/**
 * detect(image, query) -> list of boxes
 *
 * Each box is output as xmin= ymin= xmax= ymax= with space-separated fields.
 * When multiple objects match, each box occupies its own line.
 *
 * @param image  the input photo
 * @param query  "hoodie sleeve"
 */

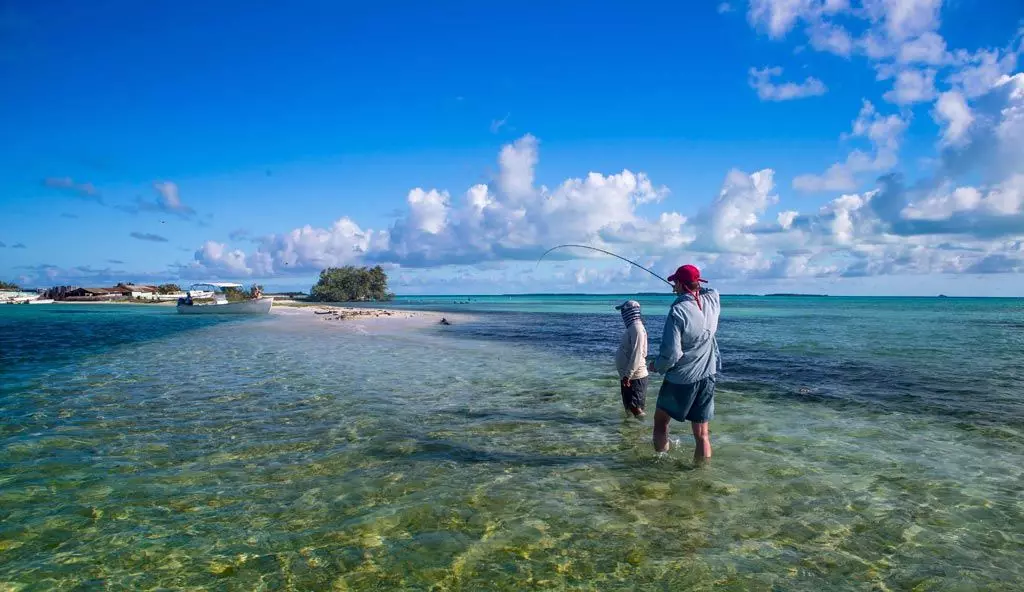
xmin=653 ymin=305 xmax=683 ymax=374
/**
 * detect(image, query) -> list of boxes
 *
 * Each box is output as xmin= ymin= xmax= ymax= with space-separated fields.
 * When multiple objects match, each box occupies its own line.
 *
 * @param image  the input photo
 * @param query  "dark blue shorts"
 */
xmin=656 ymin=375 xmax=716 ymax=423
xmin=620 ymin=376 xmax=648 ymax=414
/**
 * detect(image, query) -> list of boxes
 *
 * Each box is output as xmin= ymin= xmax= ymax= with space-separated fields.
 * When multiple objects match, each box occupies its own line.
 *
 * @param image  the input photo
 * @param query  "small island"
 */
xmin=308 ymin=265 xmax=394 ymax=302
xmin=271 ymin=265 xmax=455 ymax=325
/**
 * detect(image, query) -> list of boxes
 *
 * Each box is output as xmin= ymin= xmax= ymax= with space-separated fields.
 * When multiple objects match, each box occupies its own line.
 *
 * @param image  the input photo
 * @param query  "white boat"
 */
xmin=177 ymin=298 xmax=273 ymax=314
xmin=2 ymin=291 xmax=49 ymax=304
xmin=176 ymin=283 xmax=273 ymax=315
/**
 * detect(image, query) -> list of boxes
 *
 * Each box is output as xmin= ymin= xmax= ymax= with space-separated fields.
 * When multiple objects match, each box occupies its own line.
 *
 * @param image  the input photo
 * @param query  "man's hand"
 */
xmin=647 ymin=361 xmax=656 ymax=373
xmin=620 ymin=376 xmax=631 ymax=388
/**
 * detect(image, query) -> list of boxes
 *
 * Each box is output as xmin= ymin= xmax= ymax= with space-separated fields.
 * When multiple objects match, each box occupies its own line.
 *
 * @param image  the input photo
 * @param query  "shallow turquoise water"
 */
xmin=1 ymin=299 xmax=1023 ymax=590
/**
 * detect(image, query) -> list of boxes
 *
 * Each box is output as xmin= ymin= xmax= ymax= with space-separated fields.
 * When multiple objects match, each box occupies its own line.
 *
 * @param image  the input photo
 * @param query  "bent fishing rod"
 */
xmin=535 ymin=244 xmax=673 ymax=287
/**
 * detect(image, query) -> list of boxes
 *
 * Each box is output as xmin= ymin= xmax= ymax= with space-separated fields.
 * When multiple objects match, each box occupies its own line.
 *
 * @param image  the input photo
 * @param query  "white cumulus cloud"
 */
xmin=748 ymin=66 xmax=828 ymax=101
xmin=948 ymin=47 xmax=1020 ymax=98
xmin=794 ymin=100 xmax=909 ymax=192
xmin=939 ymin=73 xmax=1024 ymax=183
xmin=747 ymin=0 xmax=849 ymax=39
xmin=808 ymin=21 xmax=854 ymax=57
xmin=864 ymin=0 xmax=942 ymax=43
xmin=693 ymin=169 xmax=778 ymax=253
xmin=193 ymin=241 xmax=251 ymax=275
xmin=189 ymin=135 xmax=679 ymax=275
xmin=882 ymin=68 xmax=937 ymax=104
xmin=897 ymin=31 xmax=949 ymax=65
xmin=932 ymin=90 xmax=973 ymax=147
xmin=180 ymin=66 xmax=1024 ymax=290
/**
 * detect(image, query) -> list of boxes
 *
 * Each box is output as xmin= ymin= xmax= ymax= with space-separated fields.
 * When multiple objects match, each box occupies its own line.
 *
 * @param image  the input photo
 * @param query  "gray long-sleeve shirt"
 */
xmin=652 ymin=288 xmax=722 ymax=384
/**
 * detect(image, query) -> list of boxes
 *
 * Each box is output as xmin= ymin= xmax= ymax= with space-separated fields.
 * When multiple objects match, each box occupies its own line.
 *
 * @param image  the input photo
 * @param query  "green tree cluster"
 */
xmin=156 ymin=283 xmax=182 ymax=294
xmin=310 ymin=266 xmax=394 ymax=302
xmin=0 ymin=281 xmax=20 ymax=291
xmin=223 ymin=284 xmax=264 ymax=302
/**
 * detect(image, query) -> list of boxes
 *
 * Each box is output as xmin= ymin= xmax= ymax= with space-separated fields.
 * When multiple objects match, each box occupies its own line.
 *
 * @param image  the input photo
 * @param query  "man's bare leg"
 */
xmin=653 ymin=409 xmax=672 ymax=452
xmin=691 ymin=421 xmax=711 ymax=464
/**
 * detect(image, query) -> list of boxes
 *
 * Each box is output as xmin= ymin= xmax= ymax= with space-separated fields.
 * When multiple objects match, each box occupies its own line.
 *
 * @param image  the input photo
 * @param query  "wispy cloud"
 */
xmin=15 ymin=263 xmax=176 ymax=287
xmin=490 ymin=113 xmax=511 ymax=134
xmin=119 ymin=181 xmax=197 ymax=220
xmin=129 ymin=232 xmax=169 ymax=243
xmin=742 ymin=0 xmax=979 ymax=104
xmin=0 ymin=241 xmax=6 ymax=248
xmin=60 ymin=213 xmax=79 ymax=219
xmin=42 ymin=177 xmax=102 ymax=202
xmin=107 ymin=259 xmax=125 ymax=264
xmin=882 ymin=68 xmax=937 ymax=105
xmin=717 ymin=2 xmax=733 ymax=14
xmin=12 ymin=243 xmax=27 ymax=249
xmin=153 ymin=181 xmax=193 ymax=215
xmin=748 ymin=66 xmax=828 ymax=101
xmin=229 ymin=228 xmax=251 ymax=241
xmin=793 ymin=100 xmax=908 ymax=192
xmin=807 ymin=21 xmax=853 ymax=57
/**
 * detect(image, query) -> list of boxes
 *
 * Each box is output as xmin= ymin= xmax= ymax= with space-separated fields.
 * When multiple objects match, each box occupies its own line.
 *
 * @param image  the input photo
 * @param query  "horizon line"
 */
xmin=371 ymin=293 xmax=1022 ymax=299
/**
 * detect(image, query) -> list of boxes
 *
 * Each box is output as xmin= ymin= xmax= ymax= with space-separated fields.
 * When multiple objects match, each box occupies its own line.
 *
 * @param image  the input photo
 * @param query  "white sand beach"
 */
xmin=271 ymin=300 xmax=466 ymax=330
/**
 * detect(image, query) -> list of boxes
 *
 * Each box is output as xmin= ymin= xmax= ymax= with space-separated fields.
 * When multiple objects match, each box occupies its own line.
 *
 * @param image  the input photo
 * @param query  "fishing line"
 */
xmin=535 ymin=244 xmax=673 ymax=287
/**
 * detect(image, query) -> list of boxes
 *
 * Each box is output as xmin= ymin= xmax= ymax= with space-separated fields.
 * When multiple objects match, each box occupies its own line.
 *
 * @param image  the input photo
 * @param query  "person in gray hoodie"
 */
xmin=648 ymin=264 xmax=721 ymax=463
xmin=614 ymin=300 xmax=649 ymax=419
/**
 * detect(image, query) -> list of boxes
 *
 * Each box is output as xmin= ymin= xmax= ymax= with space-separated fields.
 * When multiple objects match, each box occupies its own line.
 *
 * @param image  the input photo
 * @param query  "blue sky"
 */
xmin=1 ymin=1 xmax=1023 ymax=295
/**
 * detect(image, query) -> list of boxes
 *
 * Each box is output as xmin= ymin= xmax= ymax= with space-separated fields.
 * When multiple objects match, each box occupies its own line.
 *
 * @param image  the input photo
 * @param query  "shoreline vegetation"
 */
xmin=10 ymin=267 xmax=450 ymax=326
xmin=309 ymin=266 xmax=393 ymax=303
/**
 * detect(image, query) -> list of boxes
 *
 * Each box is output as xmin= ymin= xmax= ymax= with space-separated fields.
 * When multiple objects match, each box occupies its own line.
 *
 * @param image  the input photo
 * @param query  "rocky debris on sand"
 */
xmin=314 ymin=308 xmax=407 ymax=321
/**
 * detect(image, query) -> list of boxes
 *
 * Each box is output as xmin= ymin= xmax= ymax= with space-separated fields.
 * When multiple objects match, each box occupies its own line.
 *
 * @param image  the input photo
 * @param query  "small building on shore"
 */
xmin=63 ymin=287 xmax=123 ymax=301
xmin=115 ymin=284 xmax=161 ymax=299
xmin=45 ymin=283 xmax=188 ymax=301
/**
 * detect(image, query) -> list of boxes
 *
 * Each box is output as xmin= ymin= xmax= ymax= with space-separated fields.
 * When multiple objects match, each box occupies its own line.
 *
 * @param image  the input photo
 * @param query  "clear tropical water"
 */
xmin=1 ymin=296 xmax=1022 ymax=590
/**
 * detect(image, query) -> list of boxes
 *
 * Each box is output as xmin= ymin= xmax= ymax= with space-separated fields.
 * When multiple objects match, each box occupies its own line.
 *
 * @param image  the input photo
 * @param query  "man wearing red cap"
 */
xmin=648 ymin=264 xmax=722 ymax=464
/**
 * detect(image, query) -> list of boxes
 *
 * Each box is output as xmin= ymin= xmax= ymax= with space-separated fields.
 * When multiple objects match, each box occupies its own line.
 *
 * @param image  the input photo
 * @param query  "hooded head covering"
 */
xmin=615 ymin=300 xmax=642 ymax=327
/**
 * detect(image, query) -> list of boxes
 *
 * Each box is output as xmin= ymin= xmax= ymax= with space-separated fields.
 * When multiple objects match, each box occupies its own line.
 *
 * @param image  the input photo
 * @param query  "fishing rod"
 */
xmin=535 ymin=244 xmax=673 ymax=287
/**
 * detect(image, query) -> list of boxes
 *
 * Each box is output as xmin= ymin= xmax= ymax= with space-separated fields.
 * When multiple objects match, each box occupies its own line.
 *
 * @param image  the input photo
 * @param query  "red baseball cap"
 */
xmin=667 ymin=264 xmax=707 ymax=284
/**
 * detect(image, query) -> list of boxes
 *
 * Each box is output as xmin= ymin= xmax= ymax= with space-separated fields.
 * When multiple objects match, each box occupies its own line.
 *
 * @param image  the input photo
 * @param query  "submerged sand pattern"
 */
xmin=0 ymin=299 xmax=1022 ymax=590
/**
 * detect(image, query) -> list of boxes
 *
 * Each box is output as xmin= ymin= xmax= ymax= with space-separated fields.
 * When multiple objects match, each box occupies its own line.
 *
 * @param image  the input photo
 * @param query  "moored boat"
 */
xmin=176 ymin=283 xmax=273 ymax=315
xmin=2 ymin=292 xmax=50 ymax=304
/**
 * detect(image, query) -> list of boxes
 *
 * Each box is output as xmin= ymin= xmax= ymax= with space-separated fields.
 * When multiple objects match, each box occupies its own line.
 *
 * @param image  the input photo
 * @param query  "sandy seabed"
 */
xmin=271 ymin=300 xmax=466 ymax=330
